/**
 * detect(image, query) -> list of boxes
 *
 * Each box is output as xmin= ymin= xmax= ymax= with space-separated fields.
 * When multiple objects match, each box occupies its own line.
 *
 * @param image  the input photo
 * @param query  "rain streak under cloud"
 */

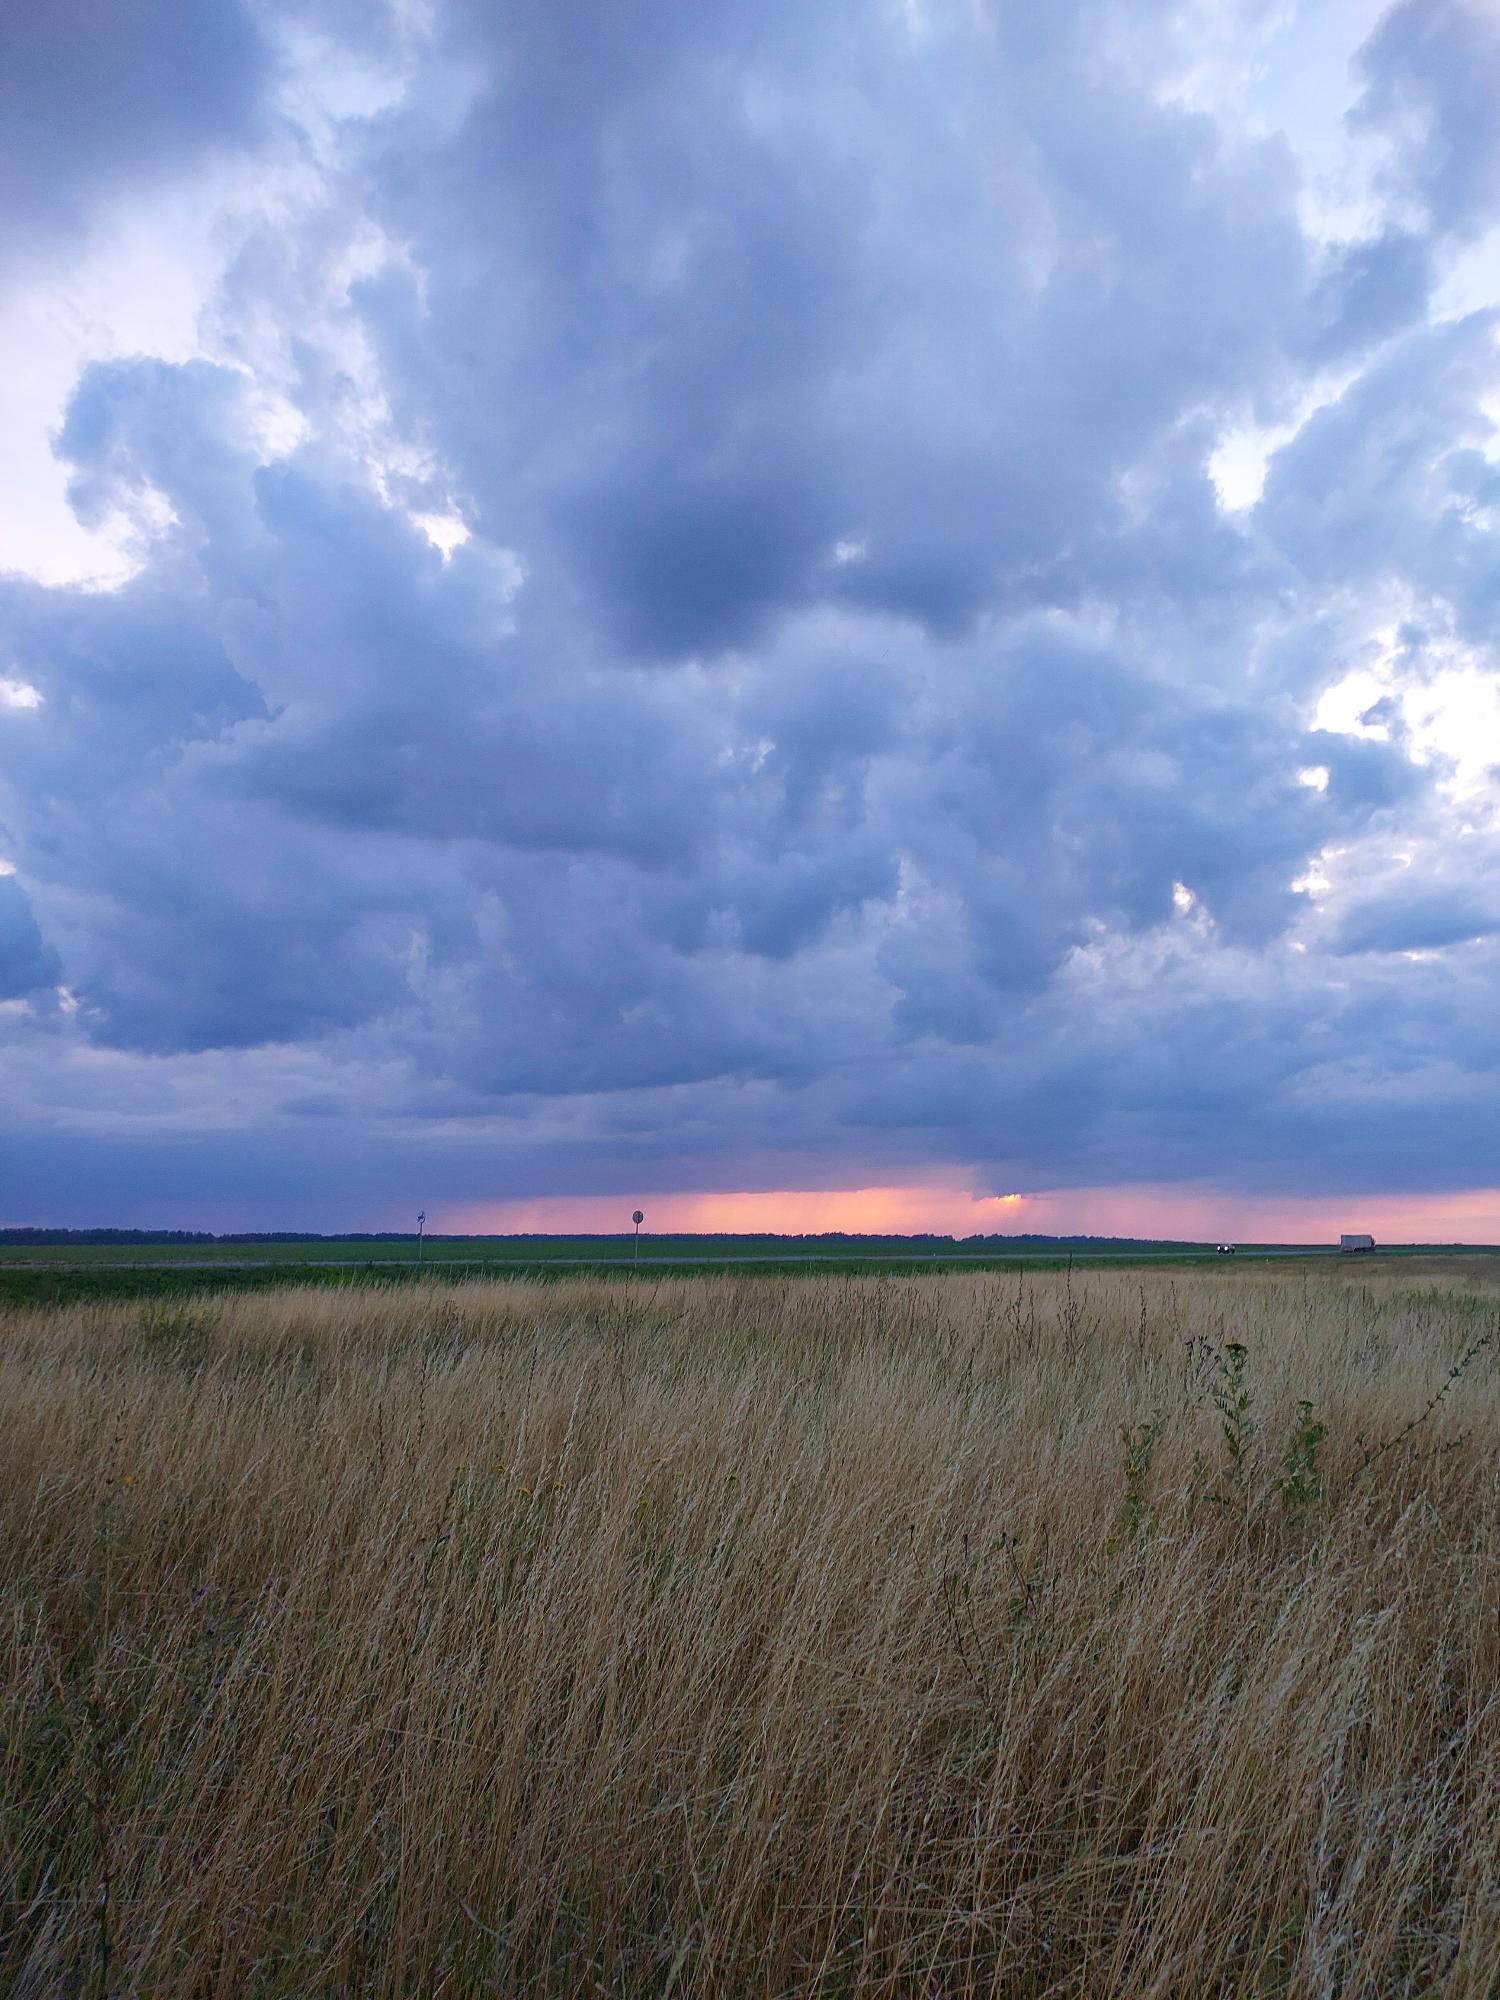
xmin=2 ymin=0 xmax=1500 ymax=1235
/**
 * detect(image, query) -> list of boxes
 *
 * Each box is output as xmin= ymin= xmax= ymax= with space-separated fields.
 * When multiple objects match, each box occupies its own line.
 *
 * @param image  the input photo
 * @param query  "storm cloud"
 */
xmin=1 ymin=0 xmax=1498 ymax=1226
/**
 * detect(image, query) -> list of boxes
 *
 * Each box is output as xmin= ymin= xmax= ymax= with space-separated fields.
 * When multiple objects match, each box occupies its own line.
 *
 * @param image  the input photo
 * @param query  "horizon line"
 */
xmin=6 ymin=1225 xmax=1492 ymax=1251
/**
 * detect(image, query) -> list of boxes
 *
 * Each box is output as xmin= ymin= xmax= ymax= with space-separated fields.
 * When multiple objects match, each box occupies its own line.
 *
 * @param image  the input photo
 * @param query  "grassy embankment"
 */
xmin=0 ymin=1234 xmax=1224 ymax=1313
xmin=0 ymin=1238 xmax=1236 ymax=1315
xmin=2 ymin=1263 xmax=1496 ymax=1995
xmin=3 ymin=1236 xmax=1478 ymax=1315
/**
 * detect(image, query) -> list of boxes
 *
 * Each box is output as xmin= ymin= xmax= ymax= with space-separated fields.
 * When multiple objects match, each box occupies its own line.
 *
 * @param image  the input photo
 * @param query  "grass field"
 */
xmin=12 ymin=1232 xmax=1479 ymax=1271
xmin=0 ymin=1235 xmax=1271 ymax=1316
xmin=0 ymin=1233 xmax=1219 ymax=1272
xmin=3 ymin=1263 xmax=1496 ymax=1995
xmin=3 ymin=1234 xmax=1487 ymax=1317
xmin=0 ymin=1243 xmax=1215 ymax=1316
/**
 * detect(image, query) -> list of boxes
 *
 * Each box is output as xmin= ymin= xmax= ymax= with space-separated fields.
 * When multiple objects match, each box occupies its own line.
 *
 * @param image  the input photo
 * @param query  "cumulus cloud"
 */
xmin=1 ymin=0 xmax=1498 ymax=1225
xmin=1351 ymin=0 xmax=1500 ymax=240
xmin=1331 ymin=883 xmax=1500 ymax=955
xmin=0 ymin=874 xmax=60 ymax=999
xmin=0 ymin=0 xmax=270 ymax=276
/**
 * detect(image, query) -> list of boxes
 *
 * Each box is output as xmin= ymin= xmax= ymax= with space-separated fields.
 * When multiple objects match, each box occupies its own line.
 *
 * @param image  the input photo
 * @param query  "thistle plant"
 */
xmin=1209 ymin=1341 xmax=1255 ymax=1500
xmin=1276 ymin=1400 xmax=1327 ymax=1511
xmin=1115 ymin=1418 xmax=1162 ymax=1542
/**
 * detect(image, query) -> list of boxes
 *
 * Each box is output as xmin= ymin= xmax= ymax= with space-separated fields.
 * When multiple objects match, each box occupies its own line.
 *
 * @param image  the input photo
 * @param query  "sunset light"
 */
xmin=441 ymin=1183 xmax=1500 ymax=1244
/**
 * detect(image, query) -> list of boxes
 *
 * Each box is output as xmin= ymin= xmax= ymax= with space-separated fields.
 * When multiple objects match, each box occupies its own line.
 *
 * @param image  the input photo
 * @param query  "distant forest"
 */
xmin=0 ymin=1226 xmax=1194 ymax=1247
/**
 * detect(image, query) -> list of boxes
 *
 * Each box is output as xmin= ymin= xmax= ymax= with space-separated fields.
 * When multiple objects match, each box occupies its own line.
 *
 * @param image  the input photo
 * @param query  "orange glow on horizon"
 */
xmin=443 ymin=1184 xmax=1027 ymax=1237
xmin=436 ymin=1181 xmax=1500 ymax=1242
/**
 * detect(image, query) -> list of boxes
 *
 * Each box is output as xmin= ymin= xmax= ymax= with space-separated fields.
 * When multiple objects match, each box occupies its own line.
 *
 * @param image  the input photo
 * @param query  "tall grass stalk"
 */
xmin=1 ymin=1264 xmax=1496 ymax=1996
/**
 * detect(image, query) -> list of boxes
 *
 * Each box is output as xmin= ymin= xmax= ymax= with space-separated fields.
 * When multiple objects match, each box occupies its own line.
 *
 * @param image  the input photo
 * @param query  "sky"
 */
xmin=2 ymin=0 xmax=1499 ymax=1240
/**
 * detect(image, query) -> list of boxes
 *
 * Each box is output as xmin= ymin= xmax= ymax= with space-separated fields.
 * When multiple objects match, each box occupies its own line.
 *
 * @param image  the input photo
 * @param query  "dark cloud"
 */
xmin=1352 ymin=0 xmax=1500 ymax=239
xmin=1304 ymin=229 xmax=1434 ymax=360
xmin=1254 ymin=311 xmax=1500 ymax=670
xmin=0 ymin=876 xmax=60 ymax=998
xmin=357 ymin=0 xmax=1330 ymax=661
xmin=2 ymin=0 xmax=1499 ymax=1222
xmin=0 ymin=0 xmax=269 ymax=275
xmin=1332 ymin=885 xmax=1500 ymax=956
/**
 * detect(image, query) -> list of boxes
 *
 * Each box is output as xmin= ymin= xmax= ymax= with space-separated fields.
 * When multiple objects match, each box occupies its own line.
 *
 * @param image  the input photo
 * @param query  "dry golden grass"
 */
xmin=1 ymin=1264 xmax=1496 ymax=1998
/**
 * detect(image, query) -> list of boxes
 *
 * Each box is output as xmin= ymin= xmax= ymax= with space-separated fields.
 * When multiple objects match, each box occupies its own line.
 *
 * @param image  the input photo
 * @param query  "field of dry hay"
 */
xmin=2 ymin=1264 xmax=1497 ymax=1997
